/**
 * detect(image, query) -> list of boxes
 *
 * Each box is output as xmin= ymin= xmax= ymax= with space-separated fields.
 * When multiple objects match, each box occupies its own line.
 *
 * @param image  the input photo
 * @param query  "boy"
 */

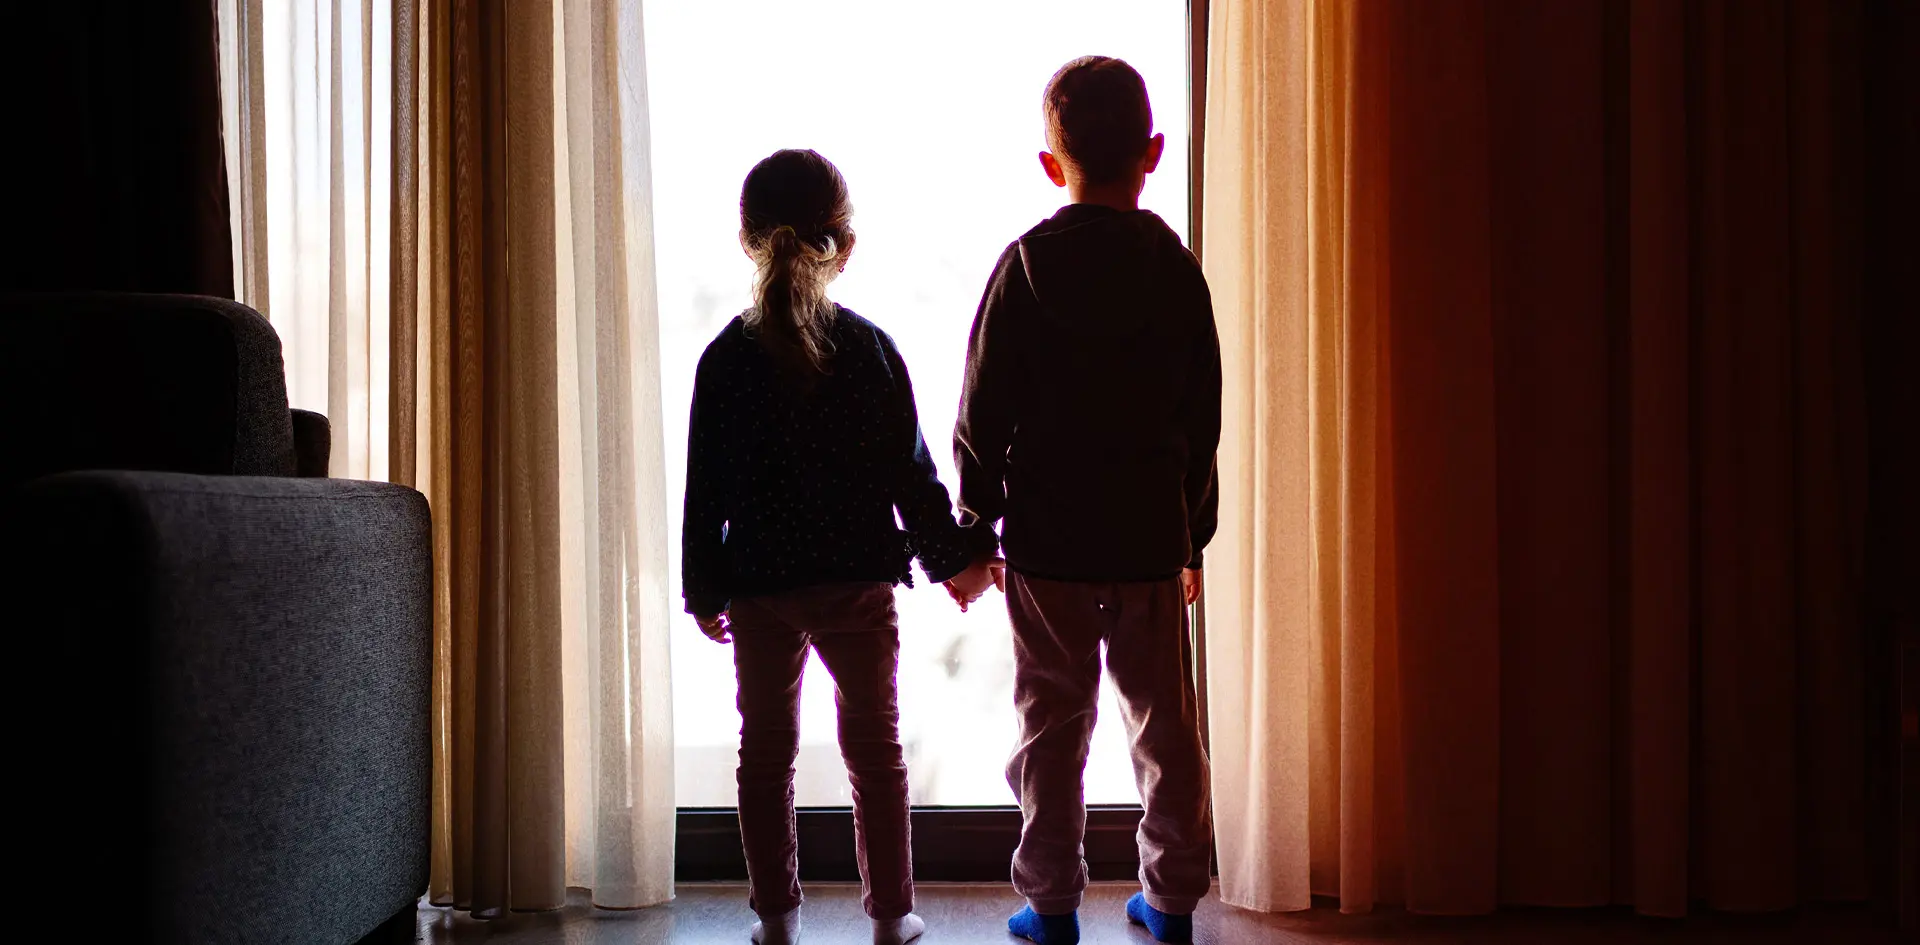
xmin=954 ymin=56 xmax=1220 ymax=945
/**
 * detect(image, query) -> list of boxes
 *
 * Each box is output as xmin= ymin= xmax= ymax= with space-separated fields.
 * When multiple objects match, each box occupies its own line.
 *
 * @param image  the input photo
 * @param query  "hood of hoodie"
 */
xmin=1017 ymin=206 xmax=1186 ymax=337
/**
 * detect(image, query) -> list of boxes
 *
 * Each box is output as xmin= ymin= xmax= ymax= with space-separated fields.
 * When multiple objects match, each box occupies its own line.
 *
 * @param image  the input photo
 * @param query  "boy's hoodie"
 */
xmin=955 ymin=204 xmax=1220 ymax=583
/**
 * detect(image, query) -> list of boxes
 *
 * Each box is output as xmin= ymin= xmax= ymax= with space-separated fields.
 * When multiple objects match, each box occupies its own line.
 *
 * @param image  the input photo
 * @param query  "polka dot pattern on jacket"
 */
xmin=681 ymin=305 xmax=997 ymax=618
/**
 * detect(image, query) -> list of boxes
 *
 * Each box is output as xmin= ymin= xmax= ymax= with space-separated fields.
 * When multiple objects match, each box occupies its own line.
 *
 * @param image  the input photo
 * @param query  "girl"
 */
xmin=682 ymin=149 xmax=1002 ymax=945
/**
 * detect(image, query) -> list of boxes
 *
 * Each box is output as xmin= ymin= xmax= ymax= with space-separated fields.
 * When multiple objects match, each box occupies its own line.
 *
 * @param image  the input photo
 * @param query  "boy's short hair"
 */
xmin=1043 ymin=56 xmax=1154 ymax=184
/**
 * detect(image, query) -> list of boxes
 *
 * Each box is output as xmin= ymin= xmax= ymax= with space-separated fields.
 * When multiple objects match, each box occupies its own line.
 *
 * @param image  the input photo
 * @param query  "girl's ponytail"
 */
xmin=751 ymin=223 xmax=838 ymax=378
xmin=739 ymin=151 xmax=855 ymax=385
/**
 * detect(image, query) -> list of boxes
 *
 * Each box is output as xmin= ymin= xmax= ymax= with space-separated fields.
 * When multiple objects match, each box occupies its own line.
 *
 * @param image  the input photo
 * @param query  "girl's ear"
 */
xmin=1143 ymin=133 xmax=1166 ymax=175
xmin=1039 ymin=151 xmax=1069 ymax=188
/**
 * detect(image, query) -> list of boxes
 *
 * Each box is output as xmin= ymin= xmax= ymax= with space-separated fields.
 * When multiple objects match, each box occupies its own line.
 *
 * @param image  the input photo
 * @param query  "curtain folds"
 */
xmin=218 ymin=0 xmax=391 ymax=477
xmin=549 ymin=0 xmax=677 ymax=910
xmin=1203 ymin=0 xmax=1870 ymax=917
xmin=220 ymin=0 xmax=675 ymax=917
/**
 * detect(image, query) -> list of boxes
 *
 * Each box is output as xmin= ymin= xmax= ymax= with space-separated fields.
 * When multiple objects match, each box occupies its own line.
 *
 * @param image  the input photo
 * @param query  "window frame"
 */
xmin=676 ymin=806 xmax=1150 ymax=882
xmin=670 ymin=0 xmax=1211 ymax=883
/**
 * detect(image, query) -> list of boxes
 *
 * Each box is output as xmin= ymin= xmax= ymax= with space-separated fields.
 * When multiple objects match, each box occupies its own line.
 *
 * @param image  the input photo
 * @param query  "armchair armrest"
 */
xmin=3 ymin=471 xmax=431 ymax=944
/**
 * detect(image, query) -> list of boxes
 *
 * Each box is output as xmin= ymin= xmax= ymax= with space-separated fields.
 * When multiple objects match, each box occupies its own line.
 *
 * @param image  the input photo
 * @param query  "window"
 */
xmin=649 ymin=0 xmax=1193 ymax=808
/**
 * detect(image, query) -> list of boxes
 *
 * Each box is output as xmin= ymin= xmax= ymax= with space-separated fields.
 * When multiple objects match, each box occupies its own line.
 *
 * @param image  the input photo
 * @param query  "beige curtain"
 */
xmin=220 ymin=0 xmax=676 ymax=916
xmin=1203 ymin=0 xmax=1871 ymax=918
xmin=1202 ymin=0 xmax=1390 ymax=914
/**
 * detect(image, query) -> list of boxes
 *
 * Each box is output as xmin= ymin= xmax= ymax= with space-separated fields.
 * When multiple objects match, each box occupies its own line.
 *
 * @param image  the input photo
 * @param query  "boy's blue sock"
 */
xmin=1007 ymin=906 xmax=1079 ymax=945
xmin=1126 ymin=893 xmax=1193 ymax=944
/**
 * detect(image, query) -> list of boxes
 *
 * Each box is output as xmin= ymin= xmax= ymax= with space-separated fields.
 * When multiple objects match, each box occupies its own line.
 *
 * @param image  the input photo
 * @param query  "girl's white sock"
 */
xmin=751 ymin=905 xmax=802 ymax=945
xmin=873 ymin=912 xmax=926 ymax=945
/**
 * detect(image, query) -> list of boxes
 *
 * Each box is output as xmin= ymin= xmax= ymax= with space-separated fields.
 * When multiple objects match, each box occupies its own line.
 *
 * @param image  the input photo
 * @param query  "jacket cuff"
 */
xmin=1185 ymin=550 xmax=1204 ymax=571
xmin=921 ymin=544 xmax=979 ymax=585
xmin=965 ymin=521 xmax=1003 ymax=560
xmin=923 ymin=556 xmax=970 ymax=586
xmin=922 ymin=525 xmax=1002 ymax=585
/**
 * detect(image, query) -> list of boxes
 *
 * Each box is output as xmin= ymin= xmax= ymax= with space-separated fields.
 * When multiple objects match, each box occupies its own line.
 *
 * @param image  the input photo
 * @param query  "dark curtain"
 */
xmin=1859 ymin=0 xmax=1919 ymax=930
xmin=1365 ymin=0 xmax=1908 ymax=915
xmin=5 ymin=1 xmax=234 ymax=297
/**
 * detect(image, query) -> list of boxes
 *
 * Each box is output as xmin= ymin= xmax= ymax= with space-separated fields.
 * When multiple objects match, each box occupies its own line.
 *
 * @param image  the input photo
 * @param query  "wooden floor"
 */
xmin=412 ymin=883 xmax=1902 ymax=945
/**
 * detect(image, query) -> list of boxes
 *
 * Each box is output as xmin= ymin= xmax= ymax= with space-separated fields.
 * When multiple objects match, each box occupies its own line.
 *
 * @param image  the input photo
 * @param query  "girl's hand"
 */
xmin=695 ymin=612 xmax=733 ymax=644
xmin=944 ymin=556 xmax=1007 ymax=612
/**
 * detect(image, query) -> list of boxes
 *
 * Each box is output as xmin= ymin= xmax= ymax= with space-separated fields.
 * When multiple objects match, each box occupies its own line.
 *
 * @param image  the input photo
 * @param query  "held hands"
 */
xmin=694 ymin=612 xmax=732 ymax=644
xmin=944 ymin=556 xmax=1007 ymax=612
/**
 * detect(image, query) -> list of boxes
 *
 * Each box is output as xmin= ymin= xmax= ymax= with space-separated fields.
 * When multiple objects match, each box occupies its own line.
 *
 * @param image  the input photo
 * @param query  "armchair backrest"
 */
xmin=0 ymin=293 xmax=296 ymax=487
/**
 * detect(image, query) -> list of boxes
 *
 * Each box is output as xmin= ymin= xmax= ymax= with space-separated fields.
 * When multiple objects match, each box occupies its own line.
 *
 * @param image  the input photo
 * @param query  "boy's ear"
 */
xmin=1143 ymin=133 xmax=1166 ymax=175
xmin=1038 ymin=151 xmax=1069 ymax=188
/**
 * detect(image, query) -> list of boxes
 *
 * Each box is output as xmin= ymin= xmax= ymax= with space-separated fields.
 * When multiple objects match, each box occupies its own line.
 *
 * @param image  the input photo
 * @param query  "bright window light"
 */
xmin=647 ymin=0 xmax=1192 ymax=807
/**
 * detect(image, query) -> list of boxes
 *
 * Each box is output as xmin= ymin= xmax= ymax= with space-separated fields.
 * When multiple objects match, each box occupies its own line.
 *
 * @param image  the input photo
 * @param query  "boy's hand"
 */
xmin=1181 ymin=568 xmax=1203 ymax=606
xmin=694 ymin=612 xmax=732 ymax=644
xmin=944 ymin=556 xmax=1007 ymax=612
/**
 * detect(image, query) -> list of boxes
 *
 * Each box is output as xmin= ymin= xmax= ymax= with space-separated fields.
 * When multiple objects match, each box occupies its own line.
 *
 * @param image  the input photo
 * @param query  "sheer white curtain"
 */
xmin=218 ymin=0 xmax=677 ymax=912
xmin=551 ymin=0 xmax=677 ymax=907
xmin=218 ymin=0 xmax=392 ymax=479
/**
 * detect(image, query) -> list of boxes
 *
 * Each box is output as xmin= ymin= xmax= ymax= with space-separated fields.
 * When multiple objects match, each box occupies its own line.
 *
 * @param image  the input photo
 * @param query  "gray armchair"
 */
xmin=0 ymin=293 xmax=431 ymax=944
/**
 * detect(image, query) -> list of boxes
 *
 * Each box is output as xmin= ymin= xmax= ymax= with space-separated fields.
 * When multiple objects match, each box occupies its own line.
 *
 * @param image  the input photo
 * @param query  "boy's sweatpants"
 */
xmin=729 ymin=582 xmax=913 ymax=921
xmin=1005 ymin=571 xmax=1213 ymax=916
